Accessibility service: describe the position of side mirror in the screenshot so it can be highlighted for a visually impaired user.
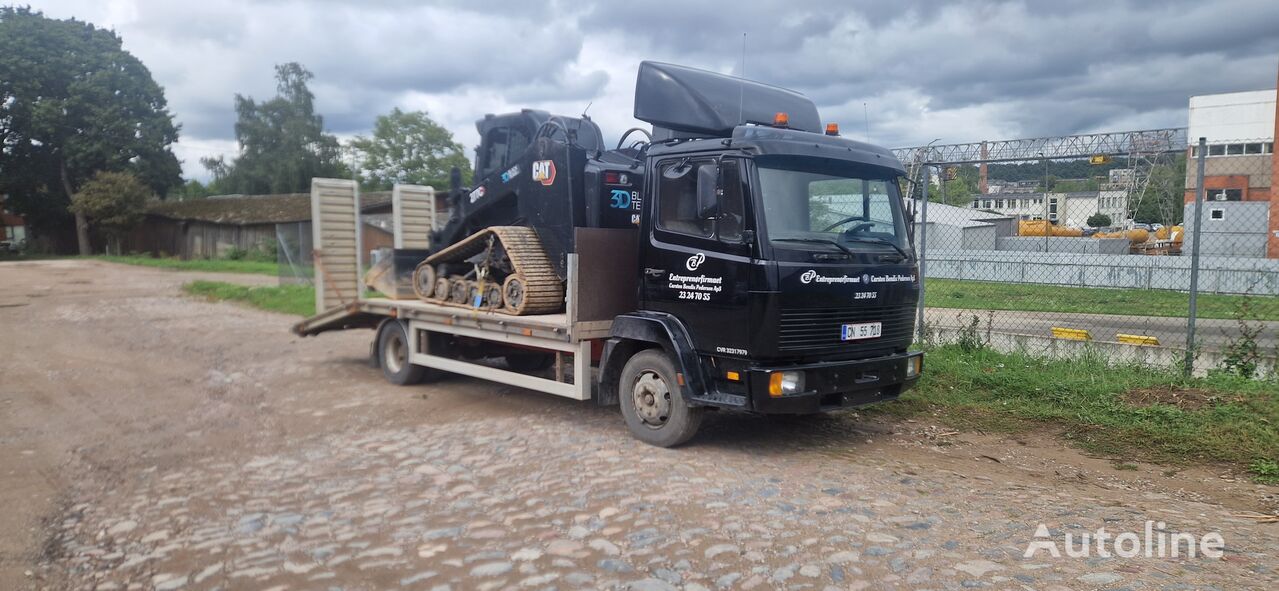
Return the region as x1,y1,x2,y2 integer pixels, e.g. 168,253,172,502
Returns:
697,164,719,218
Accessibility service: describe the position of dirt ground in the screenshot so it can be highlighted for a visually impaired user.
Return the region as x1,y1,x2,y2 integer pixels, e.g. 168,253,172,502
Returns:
0,259,1275,591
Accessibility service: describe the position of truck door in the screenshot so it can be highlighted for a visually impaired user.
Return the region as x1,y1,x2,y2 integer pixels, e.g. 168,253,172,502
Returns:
640,157,754,357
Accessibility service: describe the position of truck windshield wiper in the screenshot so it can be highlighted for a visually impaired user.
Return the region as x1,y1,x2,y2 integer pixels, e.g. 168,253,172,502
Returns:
840,236,912,261
772,237,854,258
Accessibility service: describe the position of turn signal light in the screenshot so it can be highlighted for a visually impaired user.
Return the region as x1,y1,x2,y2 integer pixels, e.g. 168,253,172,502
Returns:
725,371,741,382
906,354,922,378
825,123,840,136
773,112,789,127
768,371,804,397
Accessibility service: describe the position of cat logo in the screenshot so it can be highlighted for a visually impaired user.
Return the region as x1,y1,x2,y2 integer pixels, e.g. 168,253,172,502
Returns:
532,160,556,186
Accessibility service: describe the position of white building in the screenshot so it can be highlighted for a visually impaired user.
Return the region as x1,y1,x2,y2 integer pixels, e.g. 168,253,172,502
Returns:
971,190,1127,226
1188,90,1275,142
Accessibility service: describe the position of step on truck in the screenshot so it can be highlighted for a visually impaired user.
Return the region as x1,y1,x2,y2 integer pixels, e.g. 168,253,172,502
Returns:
293,61,924,447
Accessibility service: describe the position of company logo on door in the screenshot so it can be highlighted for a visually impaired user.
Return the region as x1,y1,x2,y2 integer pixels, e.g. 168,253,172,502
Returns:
799,270,915,285
685,252,706,271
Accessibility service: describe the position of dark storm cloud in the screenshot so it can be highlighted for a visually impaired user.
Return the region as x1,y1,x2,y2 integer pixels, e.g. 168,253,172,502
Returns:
24,0,1279,177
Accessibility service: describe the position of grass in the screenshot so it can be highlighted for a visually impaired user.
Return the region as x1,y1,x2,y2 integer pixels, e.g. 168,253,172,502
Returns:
183,280,315,317
96,254,280,276
925,278,1279,321
871,344,1279,483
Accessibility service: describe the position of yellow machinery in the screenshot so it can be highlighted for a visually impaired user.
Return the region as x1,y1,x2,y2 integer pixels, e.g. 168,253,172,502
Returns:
1093,228,1150,244
1018,220,1083,237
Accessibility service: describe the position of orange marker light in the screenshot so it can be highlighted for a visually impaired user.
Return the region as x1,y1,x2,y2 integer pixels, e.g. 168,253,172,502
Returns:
768,372,784,397
773,112,789,127
825,122,840,136
726,371,741,382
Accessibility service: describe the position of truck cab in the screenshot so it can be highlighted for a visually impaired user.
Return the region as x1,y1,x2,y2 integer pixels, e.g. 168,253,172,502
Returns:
592,63,923,445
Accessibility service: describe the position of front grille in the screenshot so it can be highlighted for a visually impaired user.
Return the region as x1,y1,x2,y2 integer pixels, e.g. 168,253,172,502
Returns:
778,305,915,353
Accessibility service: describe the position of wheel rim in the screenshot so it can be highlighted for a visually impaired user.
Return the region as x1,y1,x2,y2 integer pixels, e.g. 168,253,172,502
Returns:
384,331,405,373
434,277,451,300
484,284,503,307
631,370,672,428
503,277,525,312
450,280,469,303
415,264,436,298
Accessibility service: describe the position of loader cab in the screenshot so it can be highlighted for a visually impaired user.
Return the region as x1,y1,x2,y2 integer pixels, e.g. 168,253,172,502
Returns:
475,113,536,180
474,110,606,181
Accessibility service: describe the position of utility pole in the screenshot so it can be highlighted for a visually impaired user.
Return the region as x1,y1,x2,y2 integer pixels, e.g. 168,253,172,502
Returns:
1185,137,1207,377
1041,153,1049,252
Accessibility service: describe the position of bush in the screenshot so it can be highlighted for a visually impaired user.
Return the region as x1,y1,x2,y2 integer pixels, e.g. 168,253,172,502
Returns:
1086,212,1112,228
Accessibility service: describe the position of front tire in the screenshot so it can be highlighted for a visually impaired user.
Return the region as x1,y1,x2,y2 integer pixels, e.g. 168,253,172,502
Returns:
378,321,426,385
618,349,704,447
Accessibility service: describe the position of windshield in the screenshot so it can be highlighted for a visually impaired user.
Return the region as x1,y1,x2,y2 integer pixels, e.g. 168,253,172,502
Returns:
757,161,909,253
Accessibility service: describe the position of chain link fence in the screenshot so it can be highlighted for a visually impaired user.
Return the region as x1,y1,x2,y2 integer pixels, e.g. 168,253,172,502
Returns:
906,135,1278,378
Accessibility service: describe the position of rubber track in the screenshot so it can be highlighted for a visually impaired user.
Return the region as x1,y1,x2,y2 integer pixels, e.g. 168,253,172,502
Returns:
417,226,564,315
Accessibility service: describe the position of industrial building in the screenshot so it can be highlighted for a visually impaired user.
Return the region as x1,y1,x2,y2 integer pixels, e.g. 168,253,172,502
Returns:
1183,83,1279,258
971,189,1127,226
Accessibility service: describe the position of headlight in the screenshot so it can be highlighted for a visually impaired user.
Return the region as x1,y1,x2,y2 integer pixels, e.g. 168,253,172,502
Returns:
768,370,805,397
905,354,922,378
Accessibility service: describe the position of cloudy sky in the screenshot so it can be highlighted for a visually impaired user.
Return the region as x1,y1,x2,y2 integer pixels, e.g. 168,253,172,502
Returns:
25,0,1279,180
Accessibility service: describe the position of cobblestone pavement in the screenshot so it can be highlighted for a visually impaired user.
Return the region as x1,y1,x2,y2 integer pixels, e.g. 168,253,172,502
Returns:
46,410,1278,591
2,261,1276,591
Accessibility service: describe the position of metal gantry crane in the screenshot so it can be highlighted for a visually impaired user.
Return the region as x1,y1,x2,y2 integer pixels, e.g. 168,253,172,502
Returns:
893,128,1188,223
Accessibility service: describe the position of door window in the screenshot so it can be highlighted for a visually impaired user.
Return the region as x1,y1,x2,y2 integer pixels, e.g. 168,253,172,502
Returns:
656,159,746,241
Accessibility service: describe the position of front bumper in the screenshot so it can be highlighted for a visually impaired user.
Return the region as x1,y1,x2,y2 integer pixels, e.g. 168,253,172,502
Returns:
745,351,922,414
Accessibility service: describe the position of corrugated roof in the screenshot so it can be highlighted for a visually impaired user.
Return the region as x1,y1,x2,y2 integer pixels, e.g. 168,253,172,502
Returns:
147,191,392,225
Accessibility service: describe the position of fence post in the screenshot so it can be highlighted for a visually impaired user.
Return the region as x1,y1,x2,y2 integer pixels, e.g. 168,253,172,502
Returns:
1184,137,1207,377
916,165,931,343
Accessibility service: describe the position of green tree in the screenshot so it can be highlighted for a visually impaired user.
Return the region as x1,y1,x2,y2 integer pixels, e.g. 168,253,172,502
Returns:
171,179,217,200
930,165,977,206
203,63,347,194
69,171,151,254
350,108,471,190
1086,212,1112,228
0,7,181,254
1132,154,1187,225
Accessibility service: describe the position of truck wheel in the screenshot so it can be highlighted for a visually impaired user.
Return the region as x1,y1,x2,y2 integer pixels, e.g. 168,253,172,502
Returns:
619,349,704,447
378,321,427,385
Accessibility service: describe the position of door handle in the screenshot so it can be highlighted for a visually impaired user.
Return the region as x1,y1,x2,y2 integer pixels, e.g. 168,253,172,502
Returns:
644,267,666,277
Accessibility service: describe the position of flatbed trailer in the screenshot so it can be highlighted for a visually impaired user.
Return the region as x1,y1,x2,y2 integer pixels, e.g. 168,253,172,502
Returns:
294,261,615,402
293,178,634,403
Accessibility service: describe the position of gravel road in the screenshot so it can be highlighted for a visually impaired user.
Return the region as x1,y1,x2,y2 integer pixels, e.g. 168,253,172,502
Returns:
1,259,1275,591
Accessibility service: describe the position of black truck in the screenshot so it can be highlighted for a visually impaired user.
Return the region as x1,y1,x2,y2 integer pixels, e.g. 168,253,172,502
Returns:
295,61,923,447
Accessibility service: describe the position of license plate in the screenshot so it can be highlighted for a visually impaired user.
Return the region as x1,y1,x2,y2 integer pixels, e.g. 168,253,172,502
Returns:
841,322,882,341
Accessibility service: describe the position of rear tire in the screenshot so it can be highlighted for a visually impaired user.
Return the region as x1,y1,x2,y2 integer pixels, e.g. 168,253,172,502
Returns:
378,321,426,385
618,349,703,447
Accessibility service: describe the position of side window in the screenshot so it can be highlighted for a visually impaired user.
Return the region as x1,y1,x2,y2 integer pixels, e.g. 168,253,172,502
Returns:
718,159,745,241
507,127,530,164
479,128,510,179
657,160,716,238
